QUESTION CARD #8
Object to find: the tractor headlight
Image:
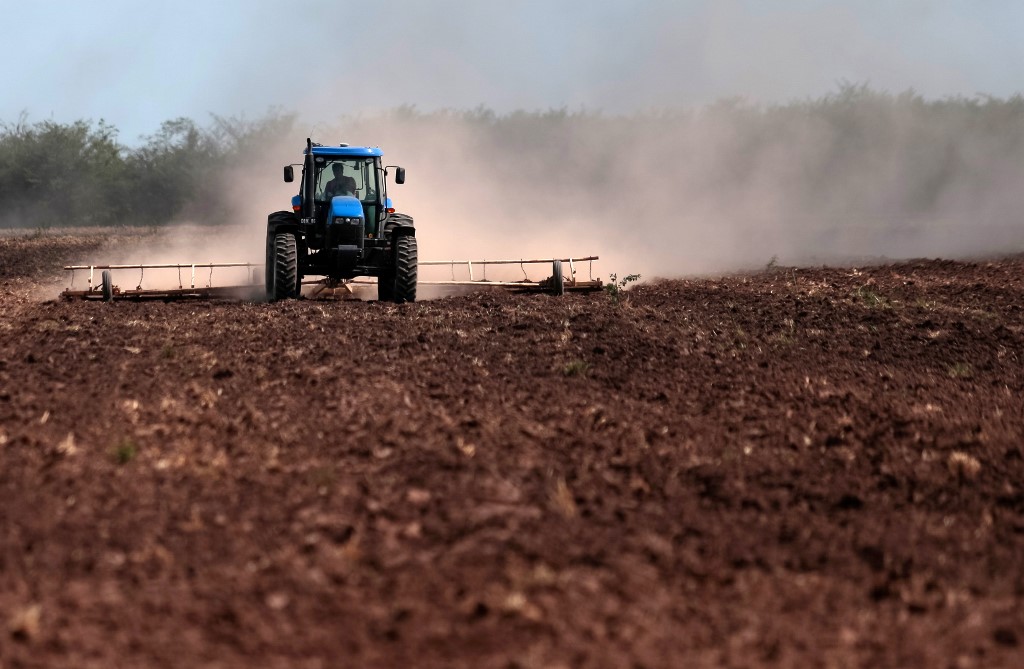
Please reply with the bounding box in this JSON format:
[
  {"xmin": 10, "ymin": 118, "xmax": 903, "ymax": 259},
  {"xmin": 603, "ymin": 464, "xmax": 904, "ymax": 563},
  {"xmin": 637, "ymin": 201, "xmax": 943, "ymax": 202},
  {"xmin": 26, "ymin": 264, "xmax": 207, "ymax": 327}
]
[{"xmin": 333, "ymin": 216, "xmax": 361, "ymax": 225}]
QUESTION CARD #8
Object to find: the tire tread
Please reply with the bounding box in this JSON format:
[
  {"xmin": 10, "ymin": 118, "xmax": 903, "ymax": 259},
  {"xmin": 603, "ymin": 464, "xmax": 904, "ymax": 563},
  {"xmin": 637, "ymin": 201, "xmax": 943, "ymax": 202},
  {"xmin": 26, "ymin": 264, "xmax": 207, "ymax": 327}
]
[
  {"xmin": 271, "ymin": 233, "xmax": 298, "ymax": 301},
  {"xmin": 394, "ymin": 236, "xmax": 417, "ymax": 303}
]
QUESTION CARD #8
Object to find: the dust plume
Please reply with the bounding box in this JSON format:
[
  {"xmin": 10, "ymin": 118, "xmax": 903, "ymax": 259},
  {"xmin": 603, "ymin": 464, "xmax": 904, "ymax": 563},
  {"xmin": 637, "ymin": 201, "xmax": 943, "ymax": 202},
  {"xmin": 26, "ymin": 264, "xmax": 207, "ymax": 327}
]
[
  {"xmin": 71, "ymin": 89, "xmax": 1024, "ymax": 300},
  {"xmin": 230, "ymin": 92, "xmax": 1024, "ymax": 283}
]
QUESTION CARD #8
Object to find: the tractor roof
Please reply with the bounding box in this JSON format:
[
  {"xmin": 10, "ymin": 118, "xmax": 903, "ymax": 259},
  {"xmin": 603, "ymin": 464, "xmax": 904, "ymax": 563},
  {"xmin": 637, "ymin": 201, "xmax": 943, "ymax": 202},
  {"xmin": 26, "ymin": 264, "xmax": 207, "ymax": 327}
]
[{"xmin": 306, "ymin": 145, "xmax": 383, "ymax": 158}]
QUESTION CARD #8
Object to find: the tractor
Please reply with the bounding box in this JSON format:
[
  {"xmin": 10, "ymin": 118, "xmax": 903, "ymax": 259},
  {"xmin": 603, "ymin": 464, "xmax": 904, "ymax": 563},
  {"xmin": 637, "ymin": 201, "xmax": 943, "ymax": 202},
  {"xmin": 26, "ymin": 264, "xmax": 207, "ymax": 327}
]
[{"xmin": 265, "ymin": 138, "xmax": 416, "ymax": 302}]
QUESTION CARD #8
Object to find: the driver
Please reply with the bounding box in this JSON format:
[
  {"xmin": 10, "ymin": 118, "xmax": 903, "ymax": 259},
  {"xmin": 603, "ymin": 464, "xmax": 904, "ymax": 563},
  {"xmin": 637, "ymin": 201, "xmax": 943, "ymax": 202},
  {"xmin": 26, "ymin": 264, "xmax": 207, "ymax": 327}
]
[{"xmin": 323, "ymin": 163, "xmax": 357, "ymax": 199}]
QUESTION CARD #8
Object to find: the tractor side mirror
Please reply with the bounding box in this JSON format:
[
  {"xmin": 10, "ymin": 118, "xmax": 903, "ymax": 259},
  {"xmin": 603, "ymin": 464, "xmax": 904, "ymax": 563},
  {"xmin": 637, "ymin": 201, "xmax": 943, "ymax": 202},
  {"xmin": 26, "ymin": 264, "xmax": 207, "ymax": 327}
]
[
  {"xmin": 395, "ymin": 167, "xmax": 406, "ymax": 185},
  {"xmin": 283, "ymin": 166, "xmax": 294, "ymax": 183}
]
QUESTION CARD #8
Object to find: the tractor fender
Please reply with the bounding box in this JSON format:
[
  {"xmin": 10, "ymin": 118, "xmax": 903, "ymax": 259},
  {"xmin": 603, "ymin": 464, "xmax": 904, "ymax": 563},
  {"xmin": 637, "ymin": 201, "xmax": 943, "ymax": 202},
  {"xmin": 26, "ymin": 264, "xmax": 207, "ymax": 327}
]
[
  {"xmin": 389, "ymin": 224, "xmax": 416, "ymax": 238},
  {"xmin": 385, "ymin": 212, "xmax": 415, "ymax": 238},
  {"xmin": 267, "ymin": 210, "xmax": 299, "ymax": 236}
]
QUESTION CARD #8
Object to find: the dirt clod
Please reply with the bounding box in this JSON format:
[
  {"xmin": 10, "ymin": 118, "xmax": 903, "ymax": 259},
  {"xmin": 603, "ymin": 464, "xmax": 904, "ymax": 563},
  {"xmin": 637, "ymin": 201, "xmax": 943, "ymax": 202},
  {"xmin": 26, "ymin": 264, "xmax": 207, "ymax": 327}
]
[
  {"xmin": 948, "ymin": 451, "xmax": 983, "ymax": 482},
  {"xmin": 7, "ymin": 604, "xmax": 41, "ymax": 643}
]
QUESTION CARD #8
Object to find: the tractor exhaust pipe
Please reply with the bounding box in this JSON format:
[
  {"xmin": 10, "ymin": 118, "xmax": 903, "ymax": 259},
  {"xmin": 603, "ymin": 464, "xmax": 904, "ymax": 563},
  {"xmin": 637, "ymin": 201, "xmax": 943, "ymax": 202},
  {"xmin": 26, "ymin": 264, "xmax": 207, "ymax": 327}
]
[{"xmin": 303, "ymin": 137, "xmax": 315, "ymax": 220}]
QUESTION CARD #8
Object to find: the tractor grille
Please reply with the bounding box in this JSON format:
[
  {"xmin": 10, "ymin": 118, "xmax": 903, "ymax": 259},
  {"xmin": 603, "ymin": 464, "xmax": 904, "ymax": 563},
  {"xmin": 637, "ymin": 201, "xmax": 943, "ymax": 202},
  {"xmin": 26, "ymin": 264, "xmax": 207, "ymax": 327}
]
[{"xmin": 330, "ymin": 216, "xmax": 364, "ymax": 249}]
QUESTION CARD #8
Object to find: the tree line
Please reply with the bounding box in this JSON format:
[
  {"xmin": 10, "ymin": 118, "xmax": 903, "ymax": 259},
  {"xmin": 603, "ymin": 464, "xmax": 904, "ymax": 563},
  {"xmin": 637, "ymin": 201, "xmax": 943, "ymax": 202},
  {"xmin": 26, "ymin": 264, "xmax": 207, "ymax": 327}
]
[
  {"xmin": 0, "ymin": 112, "xmax": 296, "ymax": 228},
  {"xmin": 3, "ymin": 86, "xmax": 1023, "ymax": 230}
]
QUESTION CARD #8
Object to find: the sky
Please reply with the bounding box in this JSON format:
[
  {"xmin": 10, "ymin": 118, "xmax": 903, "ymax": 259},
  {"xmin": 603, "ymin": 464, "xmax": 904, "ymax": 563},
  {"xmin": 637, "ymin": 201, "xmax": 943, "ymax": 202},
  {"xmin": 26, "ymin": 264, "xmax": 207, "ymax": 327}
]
[{"xmin": 1, "ymin": 0, "xmax": 1022, "ymax": 142}]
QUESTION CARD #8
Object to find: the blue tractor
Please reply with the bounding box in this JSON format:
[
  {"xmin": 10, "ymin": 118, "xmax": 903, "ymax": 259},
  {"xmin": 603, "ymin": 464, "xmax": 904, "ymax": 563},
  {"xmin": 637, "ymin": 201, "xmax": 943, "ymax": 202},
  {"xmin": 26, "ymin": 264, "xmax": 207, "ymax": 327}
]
[{"xmin": 266, "ymin": 139, "xmax": 416, "ymax": 302}]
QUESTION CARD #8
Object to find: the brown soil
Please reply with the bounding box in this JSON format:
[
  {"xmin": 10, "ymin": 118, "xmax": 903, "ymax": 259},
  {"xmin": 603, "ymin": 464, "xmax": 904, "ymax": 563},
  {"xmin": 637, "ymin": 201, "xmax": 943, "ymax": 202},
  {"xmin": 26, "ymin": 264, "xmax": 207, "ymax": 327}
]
[{"xmin": 1, "ymin": 233, "xmax": 1023, "ymax": 668}]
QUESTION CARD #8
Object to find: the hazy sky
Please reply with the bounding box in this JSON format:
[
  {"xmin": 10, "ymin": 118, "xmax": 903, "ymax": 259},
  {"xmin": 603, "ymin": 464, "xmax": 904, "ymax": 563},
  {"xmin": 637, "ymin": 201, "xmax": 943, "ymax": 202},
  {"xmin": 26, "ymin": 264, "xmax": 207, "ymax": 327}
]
[{"xmin": 2, "ymin": 0, "xmax": 1021, "ymax": 142}]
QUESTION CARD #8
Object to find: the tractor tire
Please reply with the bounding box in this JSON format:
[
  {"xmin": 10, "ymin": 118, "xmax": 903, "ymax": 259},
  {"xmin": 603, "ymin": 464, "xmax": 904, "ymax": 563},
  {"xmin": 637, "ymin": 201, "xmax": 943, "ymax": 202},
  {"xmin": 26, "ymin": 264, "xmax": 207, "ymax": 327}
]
[
  {"xmin": 550, "ymin": 260, "xmax": 565, "ymax": 296},
  {"xmin": 393, "ymin": 235, "xmax": 418, "ymax": 303},
  {"xmin": 268, "ymin": 233, "xmax": 298, "ymax": 301},
  {"xmin": 101, "ymin": 270, "xmax": 113, "ymax": 302}
]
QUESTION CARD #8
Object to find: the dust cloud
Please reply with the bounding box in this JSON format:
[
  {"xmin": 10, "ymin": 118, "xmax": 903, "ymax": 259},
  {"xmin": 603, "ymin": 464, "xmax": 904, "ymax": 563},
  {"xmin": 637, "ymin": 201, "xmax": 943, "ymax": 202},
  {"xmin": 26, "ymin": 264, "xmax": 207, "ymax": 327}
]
[
  {"xmin": 81, "ymin": 88, "xmax": 1024, "ymax": 297},
  {"xmin": 241, "ymin": 93, "xmax": 1024, "ymax": 283}
]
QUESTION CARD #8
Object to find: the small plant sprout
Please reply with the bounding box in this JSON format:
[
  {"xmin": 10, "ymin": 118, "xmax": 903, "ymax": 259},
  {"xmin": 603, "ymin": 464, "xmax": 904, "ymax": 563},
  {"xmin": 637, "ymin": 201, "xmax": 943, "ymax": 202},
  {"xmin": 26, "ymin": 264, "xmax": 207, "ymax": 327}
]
[
  {"xmin": 856, "ymin": 285, "xmax": 889, "ymax": 308},
  {"xmin": 604, "ymin": 273, "xmax": 641, "ymax": 302},
  {"xmin": 110, "ymin": 439, "xmax": 138, "ymax": 465},
  {"xmin": 947, "ymin": 362, "xmax": 973, "ymax": 379},
  {"xmin": 563, "ymin": 360, "xmax": 591, "ymax": 377}
]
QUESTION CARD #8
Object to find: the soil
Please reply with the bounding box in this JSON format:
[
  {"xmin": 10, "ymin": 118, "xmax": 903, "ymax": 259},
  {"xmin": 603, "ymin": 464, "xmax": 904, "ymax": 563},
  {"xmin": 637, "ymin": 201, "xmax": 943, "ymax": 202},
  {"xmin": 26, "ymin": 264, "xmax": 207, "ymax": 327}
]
[{"xmin": 1, "ymin": 232, "xmax": 1023, "ymax": 668}]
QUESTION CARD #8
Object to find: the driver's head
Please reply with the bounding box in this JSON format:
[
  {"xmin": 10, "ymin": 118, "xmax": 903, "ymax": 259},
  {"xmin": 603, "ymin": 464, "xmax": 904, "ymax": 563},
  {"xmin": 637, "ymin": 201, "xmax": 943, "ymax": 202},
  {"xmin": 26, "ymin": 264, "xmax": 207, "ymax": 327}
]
[{"xmin": 332, "ymin": 163, "xmax": 345, "ymax": 178}]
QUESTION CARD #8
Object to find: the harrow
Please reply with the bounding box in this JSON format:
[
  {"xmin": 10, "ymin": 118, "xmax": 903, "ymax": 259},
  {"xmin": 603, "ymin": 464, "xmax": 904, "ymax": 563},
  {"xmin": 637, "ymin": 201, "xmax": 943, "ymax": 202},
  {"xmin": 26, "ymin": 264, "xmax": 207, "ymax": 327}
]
[
  {"xmin": 61, "ymin": 256, "xmax": 601, "ymax": 302},
  {"xmin": 61, "ymin": 262, "xmax": 263, "ymax": 301},
  {"xmin": 419, "ymin": 256, "xmax": 601, "ymax": 295}
]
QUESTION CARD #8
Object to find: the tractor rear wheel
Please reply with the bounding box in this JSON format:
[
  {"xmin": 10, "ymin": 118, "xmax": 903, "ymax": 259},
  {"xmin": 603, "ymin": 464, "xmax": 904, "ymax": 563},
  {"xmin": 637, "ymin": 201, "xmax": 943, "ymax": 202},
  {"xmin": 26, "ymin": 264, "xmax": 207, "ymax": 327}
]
[
  {"xmin": 393, "ymin": 235, "xmax": 417, "ymax": 303},
  {"xmin": 267, "ymin": 233, "xmax": 298, "ymax": 301}
]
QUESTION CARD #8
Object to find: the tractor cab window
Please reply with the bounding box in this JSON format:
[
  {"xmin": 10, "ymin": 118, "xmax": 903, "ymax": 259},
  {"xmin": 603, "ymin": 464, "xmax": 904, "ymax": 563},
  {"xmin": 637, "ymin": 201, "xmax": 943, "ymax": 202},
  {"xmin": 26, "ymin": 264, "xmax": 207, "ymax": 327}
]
[{"xmin": 312, "ymin": 157, "xmax": 379, "ymax": 203}]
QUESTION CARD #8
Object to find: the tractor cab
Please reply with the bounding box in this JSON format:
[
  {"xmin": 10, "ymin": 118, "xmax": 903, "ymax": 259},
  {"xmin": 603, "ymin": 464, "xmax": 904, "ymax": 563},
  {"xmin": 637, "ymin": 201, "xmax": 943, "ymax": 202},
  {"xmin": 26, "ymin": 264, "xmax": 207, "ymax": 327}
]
[{"xmin": 285, "ymin": 145, "xmax": 388, "ymax": 237}]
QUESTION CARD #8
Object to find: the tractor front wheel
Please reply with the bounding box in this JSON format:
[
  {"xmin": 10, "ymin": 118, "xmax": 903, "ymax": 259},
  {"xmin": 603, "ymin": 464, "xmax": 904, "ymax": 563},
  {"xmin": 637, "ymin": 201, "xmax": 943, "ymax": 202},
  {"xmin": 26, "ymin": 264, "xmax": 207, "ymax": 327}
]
[
  {"xmin": 267, "ymin": 232, "xmax": 298, "ymax": 301},
  {"xmin": 393, "ymin": 235, "xmax": 417, "ymax": 303}
]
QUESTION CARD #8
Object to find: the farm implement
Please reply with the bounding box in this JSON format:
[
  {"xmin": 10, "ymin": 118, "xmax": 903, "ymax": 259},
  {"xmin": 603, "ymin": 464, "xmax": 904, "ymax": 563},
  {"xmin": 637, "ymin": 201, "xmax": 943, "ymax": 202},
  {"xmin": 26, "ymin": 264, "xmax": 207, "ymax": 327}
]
[
  {"xmin": 61, "ymin": 262, "xmax": 263, "ymax": 301},
  {"xmin": 61, "ymin": 256, "xmax": 601, "ymax": 302},
  {"xmin": 412, "ymin": 256, "xmax": 601, "ymax": 296}
]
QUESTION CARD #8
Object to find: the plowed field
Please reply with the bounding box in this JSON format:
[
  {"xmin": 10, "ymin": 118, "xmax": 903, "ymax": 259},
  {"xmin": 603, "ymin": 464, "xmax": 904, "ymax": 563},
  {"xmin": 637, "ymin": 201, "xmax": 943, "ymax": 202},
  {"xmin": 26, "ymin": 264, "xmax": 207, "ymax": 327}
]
[{"xmin": 2, "ymin": 233, "xmax": 1023, "ymax": 668}]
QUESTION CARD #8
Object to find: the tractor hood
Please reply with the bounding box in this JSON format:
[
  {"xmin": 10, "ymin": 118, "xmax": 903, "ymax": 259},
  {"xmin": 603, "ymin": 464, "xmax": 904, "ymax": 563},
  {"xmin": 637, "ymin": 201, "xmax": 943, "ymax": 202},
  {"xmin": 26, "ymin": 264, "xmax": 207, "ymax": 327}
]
[{"xmin": 330, "ymin": 196, "xmax": 365, "ymax": 219}]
